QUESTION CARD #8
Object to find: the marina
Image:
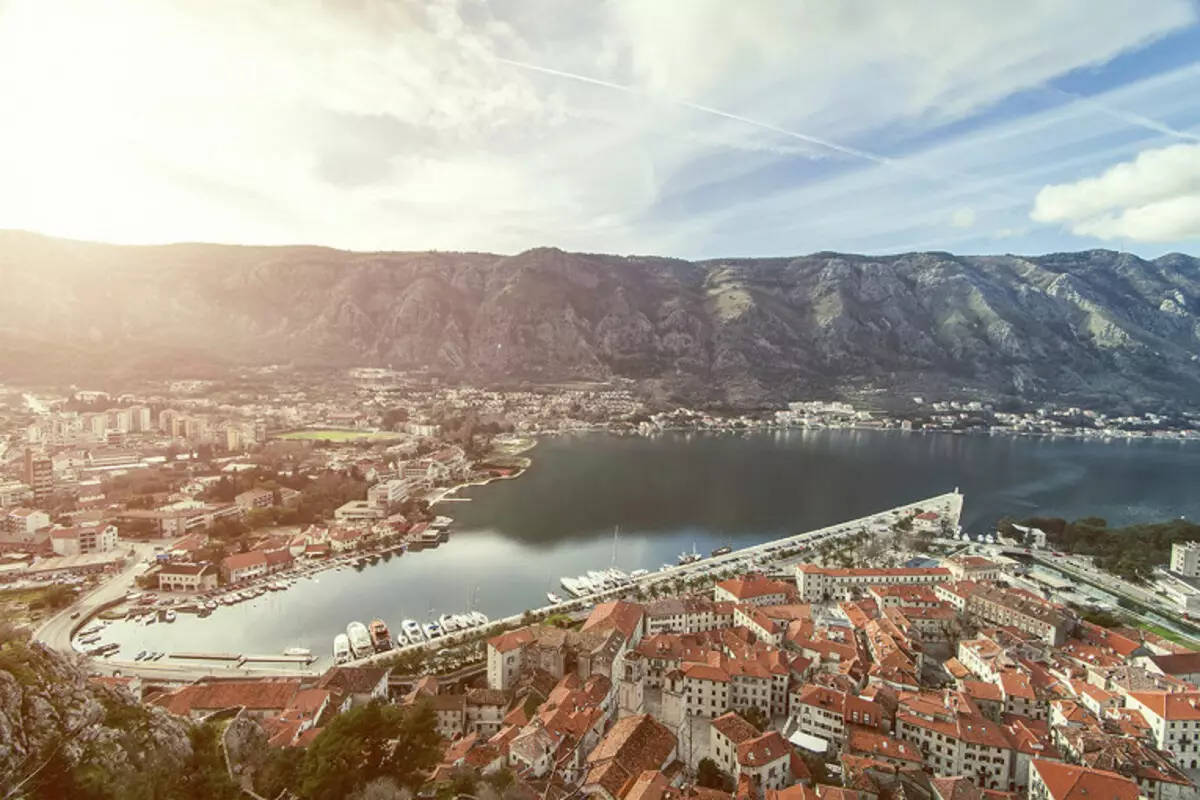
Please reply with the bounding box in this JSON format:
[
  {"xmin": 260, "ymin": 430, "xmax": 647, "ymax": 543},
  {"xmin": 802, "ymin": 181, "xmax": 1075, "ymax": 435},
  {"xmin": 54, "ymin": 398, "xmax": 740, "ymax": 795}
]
[{"xmin": 74, "ymin": 431, "xmax": 1200, "ymax": 672}]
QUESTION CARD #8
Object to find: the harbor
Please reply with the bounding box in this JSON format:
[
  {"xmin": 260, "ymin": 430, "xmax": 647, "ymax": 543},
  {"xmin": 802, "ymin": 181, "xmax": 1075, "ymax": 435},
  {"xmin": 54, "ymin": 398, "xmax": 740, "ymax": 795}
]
[{"xmin": 80, "ymin": 490, "xmax": 963, "ymax": 677}]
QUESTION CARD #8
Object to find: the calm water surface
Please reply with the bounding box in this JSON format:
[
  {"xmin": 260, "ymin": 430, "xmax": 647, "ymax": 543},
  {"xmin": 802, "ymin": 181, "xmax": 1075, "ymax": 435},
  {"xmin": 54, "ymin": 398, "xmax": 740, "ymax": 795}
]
[{"xmin": 101, "ymin": 430, "xmax": 1200, "ymax": 667}]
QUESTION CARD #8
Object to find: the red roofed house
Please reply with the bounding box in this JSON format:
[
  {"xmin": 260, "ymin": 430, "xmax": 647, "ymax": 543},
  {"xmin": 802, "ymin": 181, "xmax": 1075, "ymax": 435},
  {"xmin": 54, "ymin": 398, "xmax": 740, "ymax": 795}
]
[
  {"xmin": 1028, "ymin": 759, "xmax": 1139, "ymax": 800},
  {"xmin": 583, "ymin": 601, "xmax": 646, "ymax": 648},
  {"xmin": 151, "ymin": 678, "xmax": 301, "ymax": 720},
  {"xmin": 487, "ymin": 628, "xmax": 536, "ymax": 691},
  {"xmin": 1125, "ymin": 691, "xmax": 1200, "ymax": 772},
  {"xmin": 157, "ymin": 562, "xmax": 218, "ymax": 592},
  {"xmin": 714, "ymin": 576, "xmax": 792, "ymax": 607},
  {"xmin": 221, "ymin": 550, "xmax": 268, "ymax": 584},
  {"xmin": 737, "ymin": 730, "xmax": 801, "ymax": 792},
  {"xmin": 584, "ymin": 714, "xmax": 678, "ymax": 800},
  {"xmin": 894, "ymin": 691, "xmax": 1015, "ymax": 790}
]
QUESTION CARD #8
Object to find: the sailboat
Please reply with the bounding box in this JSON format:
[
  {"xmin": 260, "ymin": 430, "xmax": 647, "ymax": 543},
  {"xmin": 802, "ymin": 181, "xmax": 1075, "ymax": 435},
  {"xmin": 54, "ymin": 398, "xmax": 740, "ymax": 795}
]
[{"xmin": 678, "ymin": 542, "xmax": 701, "ymax": 565}]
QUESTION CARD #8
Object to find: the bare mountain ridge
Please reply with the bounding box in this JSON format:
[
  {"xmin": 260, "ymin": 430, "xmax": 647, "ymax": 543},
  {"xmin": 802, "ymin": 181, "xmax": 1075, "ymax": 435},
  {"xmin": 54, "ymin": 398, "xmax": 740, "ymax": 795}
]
[{"xmin": 1, "ymin": 231, "xmax": 1198, "ymax": 407}]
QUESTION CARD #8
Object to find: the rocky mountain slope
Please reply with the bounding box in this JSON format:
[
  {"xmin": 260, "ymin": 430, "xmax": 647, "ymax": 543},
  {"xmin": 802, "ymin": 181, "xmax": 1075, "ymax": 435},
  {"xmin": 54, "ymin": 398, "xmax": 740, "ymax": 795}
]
[
  {"xmin": 0, "ymin": 640, "xmax": 238, "ymax": 799},
  {"xmin": 1, "ymin": 231, "xmax": 1198, "ymax": 408}
]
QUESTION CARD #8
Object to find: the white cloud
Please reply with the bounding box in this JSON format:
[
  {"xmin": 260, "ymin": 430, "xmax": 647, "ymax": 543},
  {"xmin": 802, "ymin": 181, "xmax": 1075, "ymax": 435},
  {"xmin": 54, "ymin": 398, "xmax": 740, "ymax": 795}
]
[
  {"xmin": 951, "ymin": 208, "xmax": 977, "ymax": 228},
  {"xmin": 1031, "ymin": 143, "xmax": 1200, "ymax": 242},
  {"xmin": 0, "ymin": 0, "xmax": 1195, "ymax": 255}
]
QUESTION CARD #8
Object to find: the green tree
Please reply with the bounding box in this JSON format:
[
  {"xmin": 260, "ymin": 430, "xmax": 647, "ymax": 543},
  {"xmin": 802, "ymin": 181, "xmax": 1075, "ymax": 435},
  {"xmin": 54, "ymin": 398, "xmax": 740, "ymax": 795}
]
[
  {"xmin": 298, "ymin": 700, "xmax": 439, "ymax": 800},
  {"xmin": 740, "ymin": 705, "xmax": 769, "ymax": 733},
  {"xmin": 696, "ymin": 758, "xmax": 729, "ymax": 791},
  {"xmin": 255, "ymin": 745, "xmax": 306, "ymax": 798},
  {"xmin": 178, "ymin": 722, "xmax": 241, "ymax": 800}
]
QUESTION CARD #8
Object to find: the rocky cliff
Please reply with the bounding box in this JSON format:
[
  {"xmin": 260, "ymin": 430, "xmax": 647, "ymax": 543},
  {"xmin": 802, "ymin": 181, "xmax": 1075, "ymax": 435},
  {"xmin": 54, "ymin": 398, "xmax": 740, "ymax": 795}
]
[
  {"xmin": 1, "ymin": 231, "xmax": 1198, "ymax": 408},
  {"xmin": 0, "ymin": 641, "xmax": 236, "ymax": 799}
]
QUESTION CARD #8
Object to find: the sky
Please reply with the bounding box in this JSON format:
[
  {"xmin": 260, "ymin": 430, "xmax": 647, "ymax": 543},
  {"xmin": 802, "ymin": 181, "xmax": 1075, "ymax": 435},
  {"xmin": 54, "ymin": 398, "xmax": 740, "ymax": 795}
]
[{"xmin": 1, "ymin": 0, "xmax": 1199, "ymax": 259}]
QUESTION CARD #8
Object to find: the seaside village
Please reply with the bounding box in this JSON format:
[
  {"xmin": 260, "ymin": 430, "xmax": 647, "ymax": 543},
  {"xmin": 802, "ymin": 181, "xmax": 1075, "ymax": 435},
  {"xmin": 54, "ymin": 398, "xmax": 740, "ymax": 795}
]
[{"xmin": 88, "ymin": 548, "xmax": 1200, "ymax": 800}]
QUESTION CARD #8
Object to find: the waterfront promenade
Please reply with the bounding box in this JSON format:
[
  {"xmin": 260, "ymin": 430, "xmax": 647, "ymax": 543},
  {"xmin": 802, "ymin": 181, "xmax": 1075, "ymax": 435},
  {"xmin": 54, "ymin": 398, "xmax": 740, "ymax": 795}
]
[{"xmin": 62, "ymin": 490, "xmax": 963, "ymax": 681}]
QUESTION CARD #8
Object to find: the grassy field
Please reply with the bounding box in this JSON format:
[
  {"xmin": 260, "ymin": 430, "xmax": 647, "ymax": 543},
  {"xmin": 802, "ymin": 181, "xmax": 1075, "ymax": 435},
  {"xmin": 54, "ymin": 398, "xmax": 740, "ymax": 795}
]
[
  {"xmin": 1137, "ymin": 621, "xmax": 1200, "ymax": 651},
  {"xmin": 274, "ymin": 429, "xmax": 404, "ymax": 442}
]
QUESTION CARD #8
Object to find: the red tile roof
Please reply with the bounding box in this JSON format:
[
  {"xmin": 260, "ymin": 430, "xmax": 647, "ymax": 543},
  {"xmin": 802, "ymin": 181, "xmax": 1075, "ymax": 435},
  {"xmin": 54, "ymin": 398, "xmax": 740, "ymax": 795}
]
[
  {"xmin": 1128, "ymin": 690, "xmax": 1200, "ymax": 720},
  {"xmin": 582, "ymin": 601, "xmax": 645, "ymax": 642},
  {"xmin": 1032, "ymin": 759, "xmax": 1140, "ymax": 800},
  {"xmin": 737, "ymin": 731, "xmax": 790, "ymax": 767},
  {"xmin": 711, "ymin": 712, "xmax": 759, "ymax": 745},
  {"xmin": 489, "ymin": 627, "xmax": 535, "ymax": 653}
]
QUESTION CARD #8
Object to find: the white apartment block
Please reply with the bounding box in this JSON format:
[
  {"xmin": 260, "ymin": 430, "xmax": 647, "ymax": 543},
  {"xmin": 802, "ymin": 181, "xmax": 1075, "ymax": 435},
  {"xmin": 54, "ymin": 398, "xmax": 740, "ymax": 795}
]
[
  {"xmin": 1170, "ymin": 542, "xmax": 1200, "ymax": 578},
  {"xmin": 1126, "ymin": 691, "xmax": 1200, "ymax": 772}
]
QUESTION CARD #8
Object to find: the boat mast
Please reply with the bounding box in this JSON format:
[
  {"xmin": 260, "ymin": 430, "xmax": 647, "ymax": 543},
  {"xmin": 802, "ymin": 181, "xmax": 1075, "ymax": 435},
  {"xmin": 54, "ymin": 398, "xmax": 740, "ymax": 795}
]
[{"xmin": 612, "ymin": 525, "xmax": 619, "ymax": 568}]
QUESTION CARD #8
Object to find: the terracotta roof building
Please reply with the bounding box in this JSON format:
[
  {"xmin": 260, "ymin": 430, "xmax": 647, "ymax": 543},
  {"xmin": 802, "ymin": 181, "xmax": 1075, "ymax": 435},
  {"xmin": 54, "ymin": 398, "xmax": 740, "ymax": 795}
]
[
  {"xmin": 584, "ymin": 715, "xmax": 678, "ymax": 800},
  {"xmin": 1028, "ymin": 759, "xmax": 1139, "ymax": 800}
]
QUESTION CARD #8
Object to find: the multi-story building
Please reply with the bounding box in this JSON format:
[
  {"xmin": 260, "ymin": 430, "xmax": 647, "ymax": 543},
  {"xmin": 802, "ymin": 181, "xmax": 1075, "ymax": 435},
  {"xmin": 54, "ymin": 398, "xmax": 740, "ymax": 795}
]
[
  {"xmin": 50, "ymin": 523, "xmax": 118, "ymax": 557},
  {"xmin": 965, "ymin": 586, "xmax": 1073, "ymax": 646},
  {"xmin": 709, "ymin": 713, "xmax": 797, "ymax": 792},
  {"xmin": 0, "ymin": 481, "xmax": 33, "ymax": 507},
  {"xmin": 1028, "ymin": 759, "xmax": 1140, "ymax": 800},
  {"xmin": 1125, "ymin": 691, "xmax": 1200, "ymax": 772},
  {"xmin": 4, "ymin": 507, "xmax": 50, "ymax": 535},
  {"xmin": 789, "ymin": 685, "xmax": 887, "ymax": 748},
  {"xmin": 945, "ymin": 556, "xmax": 1003, "ymax": 582},
  {"xmin": 157, "ymin": 563, "xmax": 219, "ymax": 592},
  {"xmin": 1170, "ymin": 542, "xmax": 1200, "ymax": 578},
  {"xmin": 486, "ymin": 625, "xmax": 623, "ymax": 692},
  {"xmin": 894, "ymin": 692, "xmax": 1015, "ymax": 790},
  {"xmin": 23, "ymin": 448, "xmax": 54, "ymax": 505},
  {"xmin": 644, "ymin": 597, "xmax": 735, "ymax": 635},
  {"xmin": 794, "ymin": 564, "xmax": 950, "ymax": 602},
  {"xmin": 235, "ymin": 488, "xmax": 274, "ymax": 512},
  {"xmin": 714, "ymin": 575, "xmax": 792, "ymax": 607}
]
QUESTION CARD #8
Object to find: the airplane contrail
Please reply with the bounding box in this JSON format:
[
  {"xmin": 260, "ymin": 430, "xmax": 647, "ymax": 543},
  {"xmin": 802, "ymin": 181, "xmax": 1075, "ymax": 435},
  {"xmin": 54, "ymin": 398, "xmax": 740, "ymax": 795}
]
[
  {"xmin": 1044, "ymin": 86, "xmax": 1200, "ymax": 142},
  {"xmin": 495, "ymin": 57, "xmax": 902, "ymax": 169},
  {"xmin": 495, "ymin": 56, "xmax": 1029, "ymax": 206}
]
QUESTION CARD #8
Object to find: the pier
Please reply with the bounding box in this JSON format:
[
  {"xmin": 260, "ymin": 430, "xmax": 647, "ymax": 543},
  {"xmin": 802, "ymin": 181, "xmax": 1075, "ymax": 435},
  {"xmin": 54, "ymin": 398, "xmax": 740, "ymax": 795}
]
[{"xmin": 168, "ymin": 652, "xmax": 316, "ymax": 666}]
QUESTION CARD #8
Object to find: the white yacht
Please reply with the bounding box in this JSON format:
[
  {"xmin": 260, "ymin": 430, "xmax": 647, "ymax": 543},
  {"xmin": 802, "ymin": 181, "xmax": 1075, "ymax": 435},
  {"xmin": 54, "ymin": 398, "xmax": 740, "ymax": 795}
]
[
  {"xmin": 467, "ymin": 611, "xmax": 488, "ymax": 627},
  {"xmin": 283, "ymin": 647, "xmax": 312, "ymax": 658},
  {"xmin": 425, "ymin": 622, "xmax": 442, "ymax": 639},
  {"xmin": 439, "ymin": 613, "xmax": 460, "ymax": 633},
  {"xmin": 402, "ymin": 619, "xmax": 425, "ymax": 641},
  {"xmin": 630, "ymin": 569, "xmax": 649, "ymax": 579},
  {"xmin": 333, "ymin": 634, "xmax": 351, "ymax": 665},
  {"xmin": 547, "ymin": 592, "xmax": 564, "ymax": 605},
  {"xmin": 346, "ymin": 621, "xmax": 373, "ymax": 659}
]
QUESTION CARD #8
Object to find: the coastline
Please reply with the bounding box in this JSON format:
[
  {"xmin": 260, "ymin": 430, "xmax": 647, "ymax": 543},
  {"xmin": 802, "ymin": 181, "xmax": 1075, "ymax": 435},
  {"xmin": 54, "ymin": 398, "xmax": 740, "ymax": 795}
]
[{"xmin": 429, "ymin": 435, "xmax": 538, "ymax": 506}]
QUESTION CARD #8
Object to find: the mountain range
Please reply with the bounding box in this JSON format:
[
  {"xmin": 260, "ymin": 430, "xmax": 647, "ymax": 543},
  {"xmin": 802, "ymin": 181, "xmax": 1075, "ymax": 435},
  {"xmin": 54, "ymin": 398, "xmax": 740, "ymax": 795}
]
[{"xmin": 1, "ymin": 230, "xmax": 1198, "ymax": 410}]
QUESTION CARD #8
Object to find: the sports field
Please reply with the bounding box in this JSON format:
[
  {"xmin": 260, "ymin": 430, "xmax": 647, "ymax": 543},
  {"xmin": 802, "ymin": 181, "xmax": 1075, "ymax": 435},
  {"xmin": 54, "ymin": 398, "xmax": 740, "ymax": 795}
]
[{"xmin": 274, "ymin": 429, "xmax": 403, "ymax": 442}]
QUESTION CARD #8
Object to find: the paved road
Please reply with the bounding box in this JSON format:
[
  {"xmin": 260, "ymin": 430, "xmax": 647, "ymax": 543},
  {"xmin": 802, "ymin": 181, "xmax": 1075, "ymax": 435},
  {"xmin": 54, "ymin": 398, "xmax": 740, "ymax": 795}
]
[{"xmin": 33, "ymin": 541, "xmax": 158, "ymax": 654}]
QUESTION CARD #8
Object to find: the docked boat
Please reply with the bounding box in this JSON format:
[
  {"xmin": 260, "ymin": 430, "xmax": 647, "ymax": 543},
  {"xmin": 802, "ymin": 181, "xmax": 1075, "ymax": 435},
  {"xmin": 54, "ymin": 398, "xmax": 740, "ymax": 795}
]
[
  {"xmin": 369, "ymin": 618, "xmax": 394, "ymax": 653},
  {"xmin": 606, "ymin": 568, "xmax": 630, "ymax": 583},
  {"xmin": 425, "ymin": 622, "xmax": 442, "ymax": 639},
  {"xmin": 547, "ymin": 592, "xmax": 564, "ymax": 605},
  {"xmin": 163, "ymin": 609, "xmax": 177, "ymax": 623},
  {"xmin": 453, "ymin": 613, "xmax": 475, "ymax": 629},
  {"xmin": 402, "ymin": 619, "xmax": 425, "ymax": 642},
  {"xmin": 393, "ymin": 631, "xmax": 408, "ymax": 647},
  {"xmin": 346, "ymin": 621, "xmax": 373, "ymax": 659},
  {"xmin": 560, "ymin": 576, "xmax": 585, "ymax": 596},
  {"xmin": 134, "ymin": 650, "xmax": 148, "ymax": 661},
  {"xmin": 333, "ymin": 634, "xmax": 352, "ymax": 665},
  {"xmin": 283, "ymin": 647, "xmax": 312, "ymax": 658},
  {"xmin": 204, "ymin": 601, "xmax": 218, "ymax": 610},
  {"xmin": 711, "ymin": 545, "xmax": 732, "ymax": 557},
  {"xmin": 438, "ymin": 613, "xmax": 459, "ymax": 633},
  {"xmin": 468, "ymin": 611, "xmax": 489, "ymax": 627},
  {"xmin": 630, "ymin": 569, "xmax": 649, "ymax": 579},
  {"xmin": 678, "ymin": 544, "xmax": 702, "ymax": 565}
]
